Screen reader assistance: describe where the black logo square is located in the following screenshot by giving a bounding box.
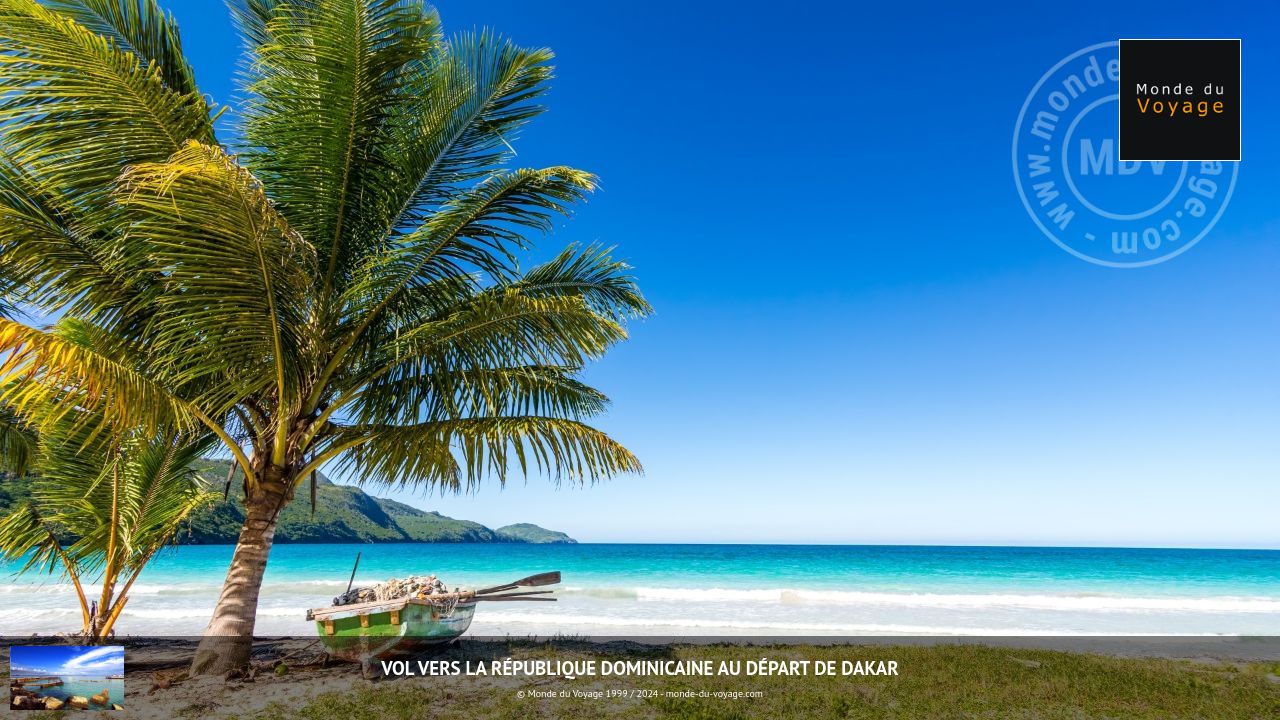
[1119,39,1240,161]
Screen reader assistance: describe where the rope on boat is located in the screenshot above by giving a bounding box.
[333,574,451,606]
[432,593,459,618]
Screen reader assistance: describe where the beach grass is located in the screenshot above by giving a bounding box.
[239,642,1280,720]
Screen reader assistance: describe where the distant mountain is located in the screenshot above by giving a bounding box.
[496,523,577,544]
[0,463,575,545]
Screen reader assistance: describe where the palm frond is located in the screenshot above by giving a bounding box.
[0,502,65,576]
[225,0,286,49]
[339,166,599,341]
[348,363,612,439]
[335,415,641,493]
[512,244,653,321]
[41,0,203,97]
[0,400,35,475]
[0,0,213,206]
[0,146,177,346]
[236,0,441,299]
[343,291,626,425]
[380,29,555,236]
[115,141,317,407]
[51,429,216,569]
[0,317,191,436]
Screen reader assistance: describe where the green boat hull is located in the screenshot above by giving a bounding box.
[312,598,476,665]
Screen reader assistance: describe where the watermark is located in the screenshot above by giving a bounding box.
[1012,42,1238,267]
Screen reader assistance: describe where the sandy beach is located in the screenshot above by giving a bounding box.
[5,636,1258,719]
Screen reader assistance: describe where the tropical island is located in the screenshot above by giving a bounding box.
[0,463,576,545]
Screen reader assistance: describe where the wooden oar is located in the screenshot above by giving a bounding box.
[346,552,362,594]
[474,571,560,596]
[473,590,554,599]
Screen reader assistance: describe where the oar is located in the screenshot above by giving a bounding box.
[346,552,362,594]
[473,590,554,599]
[474,595,557,602]
[474,571,561,596]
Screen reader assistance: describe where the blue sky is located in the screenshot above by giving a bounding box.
[162,1,1277,547]
[9,645,124,676]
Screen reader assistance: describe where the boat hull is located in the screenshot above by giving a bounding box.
[312,598,476,664]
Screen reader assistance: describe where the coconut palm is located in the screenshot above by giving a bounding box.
[0,0,647,673]
[0,391,35,475]
[0,297,34,476]
[0,388,216,641]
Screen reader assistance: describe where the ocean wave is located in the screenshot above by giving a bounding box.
[0,582,217,596]
[0,607,79,620]
[126,605,306,620]
[0,583,79,594]
[473,611,1206,636]
[1,578,367,597]
[605,587,1280,613]
[560,586,642,600]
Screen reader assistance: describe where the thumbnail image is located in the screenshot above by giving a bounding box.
[9,646,124,711]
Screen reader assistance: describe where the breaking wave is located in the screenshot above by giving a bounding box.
[555,587,1280,614]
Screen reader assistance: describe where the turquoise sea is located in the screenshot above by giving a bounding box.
[2,544,1278,636]
[10,677,124,708]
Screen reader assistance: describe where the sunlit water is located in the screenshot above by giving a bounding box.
[2,544,1277,637]
[9,676,124,708]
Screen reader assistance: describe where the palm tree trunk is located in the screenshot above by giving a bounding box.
[96,459,120,639]
[55,545,92,636]
[98,559,148,640]
[189,469,292,675]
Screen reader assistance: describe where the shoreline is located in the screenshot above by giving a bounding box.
[9,675,123,711]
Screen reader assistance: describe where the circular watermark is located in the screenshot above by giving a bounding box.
[1012,42,1238,267]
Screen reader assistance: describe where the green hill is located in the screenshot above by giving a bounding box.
[496,523,577,544]
[0,463,575,545]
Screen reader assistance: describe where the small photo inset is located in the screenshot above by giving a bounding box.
[9,646,124,711]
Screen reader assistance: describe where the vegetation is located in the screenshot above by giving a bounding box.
[1,250,212,642]
[0,0,645,673]
[180,460,574,544]
[495,523,576,544]
[2,462,576,544]
[240,642,1280,720]
[0,285,33,477]
[182,459,504,543]
[0,417,215,640]
[0,402,33,476]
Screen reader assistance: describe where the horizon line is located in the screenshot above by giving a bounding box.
[171,540,1280,552]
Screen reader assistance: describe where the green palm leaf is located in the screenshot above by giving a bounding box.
[0,0,213,204]
[115,142,317,410]
[41,0,202,96]
[0,400,35,475]
[334,416,641,493]
[0,317,192,435]
[236,0,442,299]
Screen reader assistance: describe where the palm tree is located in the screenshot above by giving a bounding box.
[0,401,216,641]
[0,0,647,673]
[0,404,33,475]
[0,307,34,477]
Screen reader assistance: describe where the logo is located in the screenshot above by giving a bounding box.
[1119,39,1240,161]
[1012,42,1237,267]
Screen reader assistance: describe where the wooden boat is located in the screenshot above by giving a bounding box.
[307,594,478,664]
[305,571,559,676]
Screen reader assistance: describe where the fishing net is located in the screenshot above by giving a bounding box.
[331,574,449,606]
